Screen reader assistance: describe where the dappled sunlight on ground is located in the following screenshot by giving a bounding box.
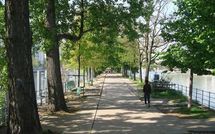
[38,73,215,134]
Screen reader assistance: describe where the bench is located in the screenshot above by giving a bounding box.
[65,81,85,96]
[76,86,85,96]
[66,81,76,91]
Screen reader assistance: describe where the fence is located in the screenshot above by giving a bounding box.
[0,69,96,126]
[152,81,215,110]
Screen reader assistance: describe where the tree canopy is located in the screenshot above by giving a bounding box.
[161,0,215,74]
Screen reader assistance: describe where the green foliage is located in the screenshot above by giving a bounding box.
[161,0,215,74]
[0,3,7,109]
[133,79,144,88]
[30,0,47,50]
[61,34,124,71]
[29,0,158,54]
[0,3,7,90]
[0,3,4,40]
[118,38,139,72]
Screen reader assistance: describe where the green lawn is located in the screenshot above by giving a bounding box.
[176,105,215,119]
[152,89,215,119]
[152,89,187,103]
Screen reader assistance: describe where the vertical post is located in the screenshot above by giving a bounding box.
[64,82,66,93]
[77,43,81,87]
[208,92,211,108]
[39,71,43,106]
[45,70,48,103]
[202,90,204,105]
[36,70,40,105]
[196,89,198,101]
[181,85,183,94]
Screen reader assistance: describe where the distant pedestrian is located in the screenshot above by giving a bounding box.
[143,79,151,107]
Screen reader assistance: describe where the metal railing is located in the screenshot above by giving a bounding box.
[152,81,215,110]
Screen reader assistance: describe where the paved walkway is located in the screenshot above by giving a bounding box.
[91,74,215,134]
[41,73,215,134]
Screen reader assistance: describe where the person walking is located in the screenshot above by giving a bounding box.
[143,79,151,107]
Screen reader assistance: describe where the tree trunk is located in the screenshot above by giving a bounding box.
[125,68,128,77]
[133,72,136,81]
[91,67,94,85]
[139,61,143,83]
[188,69,193,108]
[5,0,42,133]
[89,67,91,82]
[86,67,89,81]
[121,66,125,76]
[77,43,81,87]
[83,67,85,87]
[145,64,150,81]
[144,31,149,81]
[45,0,67,112]
[46,46,67,111]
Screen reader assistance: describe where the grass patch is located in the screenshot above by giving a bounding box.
[152,89,187,102]
[131,79,144,88]
[152,89,215,119]
[176,105,215,119]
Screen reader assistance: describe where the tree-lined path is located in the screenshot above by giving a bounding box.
[90,74,215,134]
[41,73,215,134]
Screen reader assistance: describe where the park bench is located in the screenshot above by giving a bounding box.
[76,86,85,96]
[65,81,85,96]
[66,81,76,91]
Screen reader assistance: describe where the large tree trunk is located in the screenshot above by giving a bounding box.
[188,69,193,108]
[46,46,67,111]
[5,0,42,133]
[45,0,67,112]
